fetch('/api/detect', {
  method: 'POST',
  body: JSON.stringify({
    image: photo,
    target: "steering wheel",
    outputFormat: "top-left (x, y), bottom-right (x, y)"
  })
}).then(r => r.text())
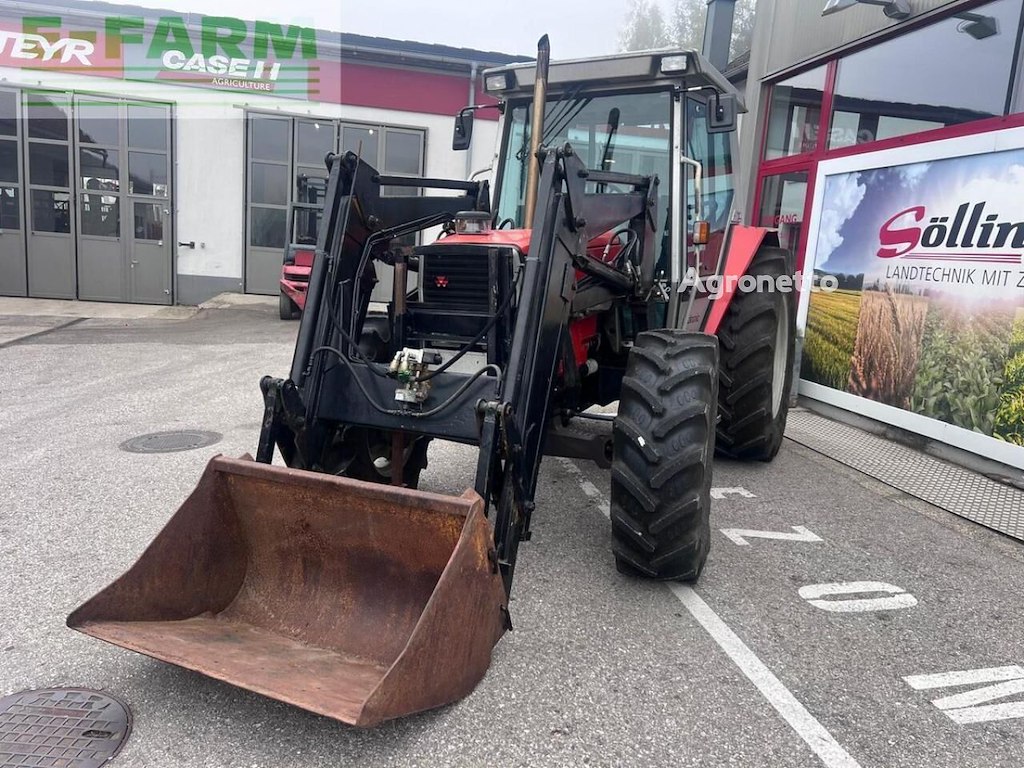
top-left (498, 218), bottom-right (516, 230)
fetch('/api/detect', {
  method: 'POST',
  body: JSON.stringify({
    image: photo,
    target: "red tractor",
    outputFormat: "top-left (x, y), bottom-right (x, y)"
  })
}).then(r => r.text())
top-left (71, 40), bottom-right (795, 727)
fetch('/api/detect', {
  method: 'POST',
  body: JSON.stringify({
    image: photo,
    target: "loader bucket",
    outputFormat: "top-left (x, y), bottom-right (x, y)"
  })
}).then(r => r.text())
top-left (67, 455), bottom-right (508, 727)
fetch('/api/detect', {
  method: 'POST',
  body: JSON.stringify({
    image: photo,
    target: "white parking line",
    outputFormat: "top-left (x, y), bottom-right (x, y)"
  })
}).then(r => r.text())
top-left (557, 458), bottom-right (863, 768)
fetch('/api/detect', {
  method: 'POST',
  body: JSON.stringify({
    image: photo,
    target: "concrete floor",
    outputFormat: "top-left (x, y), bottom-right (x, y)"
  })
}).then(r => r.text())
top-left (1, 302), bottom-right (1022, 768)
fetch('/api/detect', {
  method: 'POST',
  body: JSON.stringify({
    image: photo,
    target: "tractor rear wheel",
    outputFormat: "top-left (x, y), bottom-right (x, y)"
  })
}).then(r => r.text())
top-left (611, 331), bottom-right (718, 581)
top-left (716, 246), bottom-right (795, 462)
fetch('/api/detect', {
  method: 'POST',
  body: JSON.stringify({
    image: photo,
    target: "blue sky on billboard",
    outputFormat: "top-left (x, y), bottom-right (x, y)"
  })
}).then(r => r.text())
top-left (817, 150), bottom-right (1024, 284)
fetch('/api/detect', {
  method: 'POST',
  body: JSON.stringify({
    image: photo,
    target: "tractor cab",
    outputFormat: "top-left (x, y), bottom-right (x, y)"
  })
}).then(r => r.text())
top-left (453, 48), bottom-right (743, 330)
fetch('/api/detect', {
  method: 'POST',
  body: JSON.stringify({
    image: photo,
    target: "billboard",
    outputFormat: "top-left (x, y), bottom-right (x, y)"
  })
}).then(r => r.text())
top-left (798, 127), bottom-right (1024, 468)
top-left (0, 12), bottom-right (340, 103)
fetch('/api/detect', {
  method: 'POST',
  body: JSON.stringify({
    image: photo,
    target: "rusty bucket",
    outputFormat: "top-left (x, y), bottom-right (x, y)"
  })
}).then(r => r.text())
top-left (67, 455), bottom-right (508, 727)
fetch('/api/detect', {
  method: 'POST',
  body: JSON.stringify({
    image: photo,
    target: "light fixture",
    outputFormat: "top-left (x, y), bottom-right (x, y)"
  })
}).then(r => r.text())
top-left (955, 11), bottom-right (998, 39)
top-left (660, 54), bottom-right (689, 73)
top-left (822, 0), bottom-right (911, 20)
top-left (484, 72), bottom-right (514, 92)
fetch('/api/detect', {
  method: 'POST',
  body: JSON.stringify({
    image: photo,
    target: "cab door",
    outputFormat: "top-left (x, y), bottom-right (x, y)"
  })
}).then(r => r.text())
top-left (684, 95), bottom-right (735, 277)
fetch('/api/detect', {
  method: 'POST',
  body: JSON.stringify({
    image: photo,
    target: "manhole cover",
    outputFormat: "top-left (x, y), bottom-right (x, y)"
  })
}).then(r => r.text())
top-left (120, 430), bottom-right (222, 453)
top-left (0, 688), bottom-right (131, 767)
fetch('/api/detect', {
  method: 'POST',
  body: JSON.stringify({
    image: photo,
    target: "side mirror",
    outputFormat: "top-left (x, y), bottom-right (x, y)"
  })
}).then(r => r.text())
top-left (707, 94), bottom-right (738, 134)
top-left (452, 109), bottom-right (475, 151)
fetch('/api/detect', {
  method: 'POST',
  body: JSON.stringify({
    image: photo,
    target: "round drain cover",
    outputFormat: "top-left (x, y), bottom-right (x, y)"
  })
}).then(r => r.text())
top-left (0, 688), bottom-right (131, 767)
top-left (120, 430), bottom-right (222, 453)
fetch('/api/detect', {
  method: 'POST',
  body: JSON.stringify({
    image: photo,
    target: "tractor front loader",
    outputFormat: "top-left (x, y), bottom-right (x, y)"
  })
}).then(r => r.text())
top-left (69, 39), bottom-right (795, 727)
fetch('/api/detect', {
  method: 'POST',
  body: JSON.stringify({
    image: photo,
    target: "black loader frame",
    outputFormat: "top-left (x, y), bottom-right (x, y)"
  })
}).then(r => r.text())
top-left (257, 145), bottom-right (659, 595)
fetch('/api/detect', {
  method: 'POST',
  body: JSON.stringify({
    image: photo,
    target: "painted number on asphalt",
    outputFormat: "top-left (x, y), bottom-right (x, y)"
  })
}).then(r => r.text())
top-left (904, 666), bottom-right (1024, 724)
top-left (711, 487), bottom-right (756, 500)
top-left (798, 581), bottom-right (918, 612)
top-left (720, 525), bottom-right (823, 546)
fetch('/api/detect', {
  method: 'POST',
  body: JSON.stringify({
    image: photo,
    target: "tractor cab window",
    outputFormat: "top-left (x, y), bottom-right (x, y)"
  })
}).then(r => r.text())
top-left (685, 96), bottom-right (735, 236)
top-left (496, 90), bottom-right (672, 231)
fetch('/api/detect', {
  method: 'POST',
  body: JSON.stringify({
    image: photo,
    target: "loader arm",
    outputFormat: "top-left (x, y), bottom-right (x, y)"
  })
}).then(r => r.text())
top-left (259, 145), bottom-right (655, 596)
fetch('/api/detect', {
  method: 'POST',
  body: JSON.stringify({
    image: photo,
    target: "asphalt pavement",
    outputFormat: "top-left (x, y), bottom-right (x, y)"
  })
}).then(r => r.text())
top-left (1, 301), bottom-right (1022, 768)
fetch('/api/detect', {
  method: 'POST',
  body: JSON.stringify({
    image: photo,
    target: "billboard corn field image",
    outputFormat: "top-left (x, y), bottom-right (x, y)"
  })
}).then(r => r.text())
top-left (800, 149), bottom-right (1024, 455)
top-left (994, 310), bottom-right (1024, 445)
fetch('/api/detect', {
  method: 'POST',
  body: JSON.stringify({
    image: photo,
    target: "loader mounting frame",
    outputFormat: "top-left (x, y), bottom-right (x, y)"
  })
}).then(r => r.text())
top-left (258, 147), bottom-right (658, 596)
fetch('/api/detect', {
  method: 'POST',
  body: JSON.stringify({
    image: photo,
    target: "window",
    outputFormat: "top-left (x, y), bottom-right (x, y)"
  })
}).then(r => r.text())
top-left (764, 65), bottom-right (826, 159)
top-left (341, 125), bottom-right (378, 161)
top-left (384, 130), bottom-right (422, 175)
top-left (134, 203), bottom-right (163, 240)
top-left (251, 162), bottom-right (289, 205)
top-left (25, 93), bottom-right (69, 141)
top-left (250, 207), bottom-right (287, 248)
top-left (0, 140), bottom-right (17, 184)
top-left (296, 121), bottom-right (334, 165)
top-left (250, 118), bottom-right (289, 161)
top-left (758, 172), bottom-right (809, 252)
top-left (0, 187), bottom-right (19, 229)
top-left (31, 190), bottom-right (70, 233)
top-left (335, 122), bottom-right (425, 248)
top-left (828, 0), bottom-right (1022, 150)
top-left (80, 148), bottom-right (120, 192)
top-left (246, 115), bottom-right (292, 259)
top-left (128, 152), bottom-right (168, 196)
top-left (76, 101), bottom-right (119, 146)
top-left (80, 193), bottom-right (119, 237)
top-left (687, 98), bottom-right (735, 232)
top-left (128, 105), bottom-right (168, 150)
top-left (0, 91), bottom-right (16, 137)
top-left (295, 173), bottom-right (327, 205)
top-left (497, 91), bottom-right (671, 227)
top-left (29, 143), bottom-right (69, 187)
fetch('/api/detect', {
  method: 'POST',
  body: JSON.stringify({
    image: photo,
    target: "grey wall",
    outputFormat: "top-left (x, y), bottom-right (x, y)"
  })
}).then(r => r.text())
top-left (176, 274), bottom-right (245, 306)
top-left (736, 0), bottom-right (970, 222)
top-left (759, 0), bottom-right (960, 76)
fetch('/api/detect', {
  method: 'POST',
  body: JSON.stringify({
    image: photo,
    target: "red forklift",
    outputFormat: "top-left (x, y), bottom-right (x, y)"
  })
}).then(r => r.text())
top-left (278, 175), bottom-right (325, 319)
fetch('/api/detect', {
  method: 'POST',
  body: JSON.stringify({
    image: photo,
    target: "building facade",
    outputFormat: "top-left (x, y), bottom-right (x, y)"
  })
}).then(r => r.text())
top-left (739, 0), bottom-right (1024, 469)
top-left (0, 1), bottom-right (521, 306)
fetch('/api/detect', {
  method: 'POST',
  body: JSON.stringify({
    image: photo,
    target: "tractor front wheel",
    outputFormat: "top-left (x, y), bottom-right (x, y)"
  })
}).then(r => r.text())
top-left (611, 331), bottom-right (718, 581)
top-left (716, 246), bottom-right (796, 461)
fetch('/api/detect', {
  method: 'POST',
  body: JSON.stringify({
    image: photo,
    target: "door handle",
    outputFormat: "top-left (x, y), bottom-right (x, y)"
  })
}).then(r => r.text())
top-left (178, 241), bottom-right (195, 249)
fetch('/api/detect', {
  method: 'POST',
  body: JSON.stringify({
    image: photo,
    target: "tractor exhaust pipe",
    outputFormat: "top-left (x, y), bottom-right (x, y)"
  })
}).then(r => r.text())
top-left (523, 34), bottom-right (550, 229)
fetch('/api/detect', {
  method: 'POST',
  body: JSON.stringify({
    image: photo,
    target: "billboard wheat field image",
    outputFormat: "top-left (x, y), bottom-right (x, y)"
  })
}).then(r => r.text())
top-left (802, 144), bottom-right (1024, 449)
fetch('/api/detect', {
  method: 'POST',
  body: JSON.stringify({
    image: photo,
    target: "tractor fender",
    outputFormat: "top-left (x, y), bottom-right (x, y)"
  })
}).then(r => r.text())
top-left (703, 225), bottom-right (782, 335)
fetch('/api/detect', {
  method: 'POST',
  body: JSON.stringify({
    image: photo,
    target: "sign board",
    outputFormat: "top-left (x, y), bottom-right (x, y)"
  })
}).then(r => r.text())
top-left (0, 12), bottom-right (340, 103)
top-left (798, 126), bottom-right (1024, 469)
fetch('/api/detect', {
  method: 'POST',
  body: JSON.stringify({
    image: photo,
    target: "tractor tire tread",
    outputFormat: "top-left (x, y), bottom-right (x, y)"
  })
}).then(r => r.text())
top-left (611, 330), bottom-right (717, 581)
top-left (715, 246), bottom-right (796, 462)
